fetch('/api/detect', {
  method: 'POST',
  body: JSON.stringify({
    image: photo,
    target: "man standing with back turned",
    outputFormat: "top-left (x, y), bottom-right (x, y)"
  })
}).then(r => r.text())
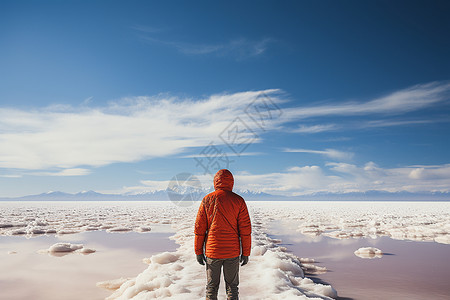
top-left (195, 169), bottom-right (252, 300)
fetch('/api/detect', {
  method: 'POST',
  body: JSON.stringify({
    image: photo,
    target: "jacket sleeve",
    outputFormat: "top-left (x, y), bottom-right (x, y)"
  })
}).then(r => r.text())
top-left (238, 200), bottom-right (252, 256)
top-left (194, 199), bottom-right (208, 255)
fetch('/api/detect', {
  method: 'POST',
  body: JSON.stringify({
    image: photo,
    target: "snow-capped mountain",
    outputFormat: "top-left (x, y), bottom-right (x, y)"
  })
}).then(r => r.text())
top-left (0, 190), bottom-right (448, 201)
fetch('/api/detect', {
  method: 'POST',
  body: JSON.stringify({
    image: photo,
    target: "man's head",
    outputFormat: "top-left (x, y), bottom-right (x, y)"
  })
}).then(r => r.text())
top-left (213, 169), bottom-right (234, 191)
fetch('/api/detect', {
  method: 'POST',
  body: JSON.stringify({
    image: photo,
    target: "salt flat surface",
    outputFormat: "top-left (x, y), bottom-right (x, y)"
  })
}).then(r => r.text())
top-left (257, 201), bottom-right (450, 244)
top-left (0, 201), bottom-right (174, 237)
top-left (1, 201), bottom-right (449, 299)
top-left (270, 221), bottom-right (450, 300)
top-left (0, 219), bottom-right (176, 300)
top-left (98, 201), bottom-right (450, 300)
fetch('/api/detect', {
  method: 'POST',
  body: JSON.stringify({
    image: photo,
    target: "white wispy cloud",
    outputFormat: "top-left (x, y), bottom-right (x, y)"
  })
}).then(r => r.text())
top-left (282, 81), bottom-right (450, 120)
top-left (131, 25), bottom-right (165, 34)
top-left (1, 81), bottom-right (449, 175)
top-left (133, 26), bottom-right (273, 59)
top-left (363, 119), bottom-right (433, 128)
top-left (0, 174), bottom-right (22, 178)
top-left (407, 165), bottom-right (450, 180)
top-left (178, 38), bottom-right (273, 58)
top-left (30, 168), bottom-right (91, 177)
top-left (0, 90), bottom-right (282, 173)
top-left (292, 124), bottom-right (339, 133)
top-left (325, 162), bottom-right (450, 193)
top-left (108, 174), bottom-right (214, 195)
top-left (181, 152), bottom-right (263, 159)
top-left (124, 179), bottom-right (172, 194)
top-left (278, 81), bottom-right (450, 135)
top-left (283, 148), bottom-right (354, 160)
top-left (233, 162), bottom-right (450, 195)
top-left (292, 119), bottom-right (433, 134)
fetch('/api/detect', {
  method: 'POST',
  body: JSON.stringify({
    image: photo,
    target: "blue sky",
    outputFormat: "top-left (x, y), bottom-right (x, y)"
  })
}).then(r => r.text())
top-left (1, 0), bottom-right (450, 197)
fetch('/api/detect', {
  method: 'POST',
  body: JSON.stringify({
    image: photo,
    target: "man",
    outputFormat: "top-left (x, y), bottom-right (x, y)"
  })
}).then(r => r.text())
top-left (194, 169), bottom-right (252, 300)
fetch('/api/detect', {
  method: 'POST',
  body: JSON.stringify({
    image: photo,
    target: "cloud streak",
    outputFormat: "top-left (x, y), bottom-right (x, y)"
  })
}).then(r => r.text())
top-left (292, 124), bottom-right (339, 133)
top-left (0, 90), bottom-right (282, 173)
top-left (134, 26), bottom-right (273, 59)
top-left (283, 148), bottom-right (353, 160)
top-left (363, 119), bottom-right (433, 128)
top-left (0, 81), bottom-right (448, 175)
top-left (291, 119), bottom-right (437, 135)
top-left (30, 168), bottom-right (91, 177)
top-left (282, 81), bottom-right (450, 121)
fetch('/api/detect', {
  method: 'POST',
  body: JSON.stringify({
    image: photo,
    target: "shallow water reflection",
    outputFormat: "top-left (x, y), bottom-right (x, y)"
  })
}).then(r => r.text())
top-left (269, 219), bottom-right (450, 300)
top-left (0, 227), bottom-right (177, 300)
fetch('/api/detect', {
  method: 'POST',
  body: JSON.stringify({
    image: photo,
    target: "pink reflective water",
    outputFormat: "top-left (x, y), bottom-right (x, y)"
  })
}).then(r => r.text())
top-left (0, 228), bottom-right (176, 300)
top-left (269, 220), bottom-right (450, 300)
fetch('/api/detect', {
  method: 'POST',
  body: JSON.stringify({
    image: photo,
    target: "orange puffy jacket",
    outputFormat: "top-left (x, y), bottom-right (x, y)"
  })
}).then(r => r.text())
top-left (194, 169), bottom-right (252, 259)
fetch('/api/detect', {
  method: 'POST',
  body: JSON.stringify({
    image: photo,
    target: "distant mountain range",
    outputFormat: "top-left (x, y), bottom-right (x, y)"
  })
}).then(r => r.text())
top-left (0, 189), bottom-right (449, 201)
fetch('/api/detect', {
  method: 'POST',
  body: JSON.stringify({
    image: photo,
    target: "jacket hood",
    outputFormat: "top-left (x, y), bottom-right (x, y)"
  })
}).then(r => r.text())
top-left (213, 169), bottom-right (234, 191)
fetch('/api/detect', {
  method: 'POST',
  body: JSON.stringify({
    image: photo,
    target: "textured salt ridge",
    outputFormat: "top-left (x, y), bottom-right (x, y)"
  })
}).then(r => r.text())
top-left (281, 202), bottom-right (450, 244)
top-left (0, 202), bottom-right (165, 238)
top-left (101, 205), bottom-right (337, 300)
top-left (97, 278), bottom-right (132, 291)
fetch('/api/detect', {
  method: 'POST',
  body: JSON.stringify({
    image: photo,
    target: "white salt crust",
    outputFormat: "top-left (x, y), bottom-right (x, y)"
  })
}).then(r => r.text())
top-left (1, 201), bottom-right (449, 299)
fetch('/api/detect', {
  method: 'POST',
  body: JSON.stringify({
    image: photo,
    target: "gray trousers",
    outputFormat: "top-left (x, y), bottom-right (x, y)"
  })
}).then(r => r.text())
top-left (205, 256), bottom-right (239, 300)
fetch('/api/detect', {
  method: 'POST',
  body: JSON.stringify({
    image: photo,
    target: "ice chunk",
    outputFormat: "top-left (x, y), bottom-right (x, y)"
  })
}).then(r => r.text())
top-left (79, 248), bottom-right (96, 254)
top-left (134, 226), bottom-right (152, 233)
top-left (150, 252), bottom-right (179, 264)
top-left (57, 229), bottom-right (80, 235)
top-left (300, 227), bottom-right (323, 236)
top-left (107, 227), bottom-right (132, 233)
top-left (301, 263), bottom-right (327, 275)
top-left (11, 229), bottom-right (26, 235)
top-left (41, 242), bottom-right (95, 256)
top-left (299, 258), bottom-right (315, 263)
top-left (354, 247), bottom-right (383, 259)
top-left (251, 245), bottom-right (267, 256)
top-left (97, 278), bottom-right (132, 291)
top-left (48, 243), bottom-right (84, 253)
top-left (434, 235), bottom-right (450, 244)
top-left (142, 257), bottom-right (152, 265)
top-left (30, 228), bottom-right (46, 235)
